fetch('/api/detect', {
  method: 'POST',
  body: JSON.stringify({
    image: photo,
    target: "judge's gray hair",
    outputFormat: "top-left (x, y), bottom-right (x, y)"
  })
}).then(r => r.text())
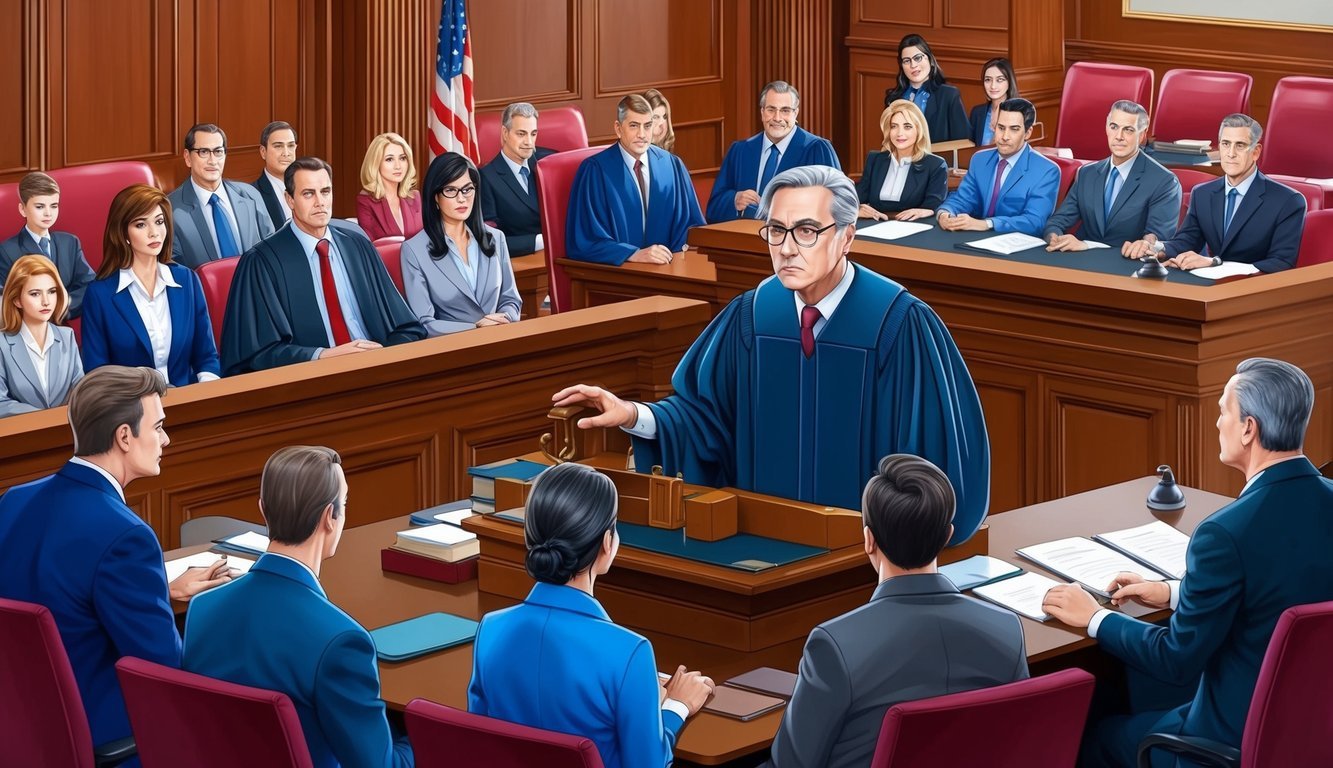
top-left (757, 165), bottom-right (859, 230)
top-left (1231, 358), bottom-right (1313, 452)
top-left (501, 102), bottom-right (538, 129)
top-left (1220, 113), bottom-right (1263, 145)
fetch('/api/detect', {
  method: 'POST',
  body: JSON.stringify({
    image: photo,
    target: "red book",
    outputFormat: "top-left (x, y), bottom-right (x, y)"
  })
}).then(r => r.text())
top-left (380, 547), bottom-right (478, 584)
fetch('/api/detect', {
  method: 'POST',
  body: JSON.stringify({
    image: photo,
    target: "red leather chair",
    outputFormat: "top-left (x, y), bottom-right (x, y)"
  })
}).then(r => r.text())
top-left (477, 105), bottom-right (591, 166)
top-left (1261, 76), bottom-right (1333, 208)
top-left (1153, 69), bottom-right (1253, 144)
top-left (1280, 179), bottom-right (1324, 213)
top-left (536, 145), bottom-right (605, 313)
top-left (871, 668), bottom-right (1095, 768)
top-left (196, 257), bottom-right (240, 346)
top-left (1170, 167), bottom-right (1218, 224)
top-left (1137, 601), bottom-right (1333, 768)
top-left (405, 698), bottom-right (604, 768)
top-left (1051, 63), bottom-right (1154, 162)
top-left (1051, 156), bottom-right (1092, 205)
top-left (0, 597), bottom-right (137, 767)
top-left (116, 656), bottom-right (314, 768)
top-left (1296, 210), bottom-right (1333, 268)
top-left (373, 236), bottom-right (406, 294)
top-left (0, 161), bottom-right (157, 272)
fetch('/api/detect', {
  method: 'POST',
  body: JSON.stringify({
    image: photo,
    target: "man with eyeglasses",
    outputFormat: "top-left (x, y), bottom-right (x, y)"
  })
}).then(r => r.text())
top-left (705, 81), bottom-right (841, 223)
top-left (167, 123), bottom-right (274, 269)
top-left (220, 157), bottom-right (425, 375)
top-left (555, 165), bottom-right (990, 548)
top-left (566, 93), bottom-right (704, 265)
top-left (253, 121), bottom-right (299, 227)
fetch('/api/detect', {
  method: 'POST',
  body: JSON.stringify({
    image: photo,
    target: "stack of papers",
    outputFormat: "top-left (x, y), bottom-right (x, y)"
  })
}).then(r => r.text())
top-left (972, 571), bottom-right (1065, 622)
top-left (213, 531), bottom-right (271, 556)
top-left (858, 220), bottom-right (933, 241)
top-left (393, 523), bottom-right (479, 562)
top-left (1016, 537), bottom-right (1163, 598)
top-left (1093, 520), bottom-right (1189, 580)
top-left (164, 552), bottom-right (256, 582)
top-left (959, 232), bottom-right (1046, 255)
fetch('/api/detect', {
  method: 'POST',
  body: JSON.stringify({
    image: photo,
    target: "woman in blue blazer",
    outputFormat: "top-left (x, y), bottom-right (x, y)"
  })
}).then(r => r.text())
top-left (883, 34), bottom-right (970, 142)
top-left (402, 152), bottom-right (522, 336)
top-left (468, 463), bottom-right (714, 768)
top-left (856, 99), bottom-right (949, 221)
top-left (81, 185), bottom-right (220, 385)
top-left (968, 58), bottom-right (1020, 147)
top-left (0, 254), bottom-right (83, 416)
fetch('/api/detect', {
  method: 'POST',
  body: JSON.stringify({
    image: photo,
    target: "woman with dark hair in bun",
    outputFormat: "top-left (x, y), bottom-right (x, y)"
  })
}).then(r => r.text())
top-left (468, 462), bottom-right (714, 768)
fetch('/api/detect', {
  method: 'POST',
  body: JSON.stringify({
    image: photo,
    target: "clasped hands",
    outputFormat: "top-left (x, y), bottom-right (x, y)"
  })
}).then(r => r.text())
top-left (936, 211), bottom-right (990, 232)
top-left (475, 313), bottom-right (513, 328)
top-left (1042, 571), bottom-right (1172, 628)
top-left (857, 204), bottom-right (934, 223)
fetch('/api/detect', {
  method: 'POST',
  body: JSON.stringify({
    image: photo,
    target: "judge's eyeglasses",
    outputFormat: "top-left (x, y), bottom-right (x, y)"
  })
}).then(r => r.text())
top-left (759, 222), bottom-right (837, 248)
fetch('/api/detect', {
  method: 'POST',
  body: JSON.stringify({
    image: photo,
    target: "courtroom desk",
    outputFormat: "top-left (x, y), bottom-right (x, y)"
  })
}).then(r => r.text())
top-left (0, 297), bottom-right (710, 548)
top-left (510, 251), bottom-right (549, 320)
top-left (560, 250), bottom-right (726, 314)
top-left (686, 220), bottom-right (1333, 509)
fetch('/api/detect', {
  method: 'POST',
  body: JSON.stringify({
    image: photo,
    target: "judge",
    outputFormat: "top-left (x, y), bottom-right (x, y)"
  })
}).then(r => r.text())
top-left (565, 94), bottom-right (704, 265)
top-left (554, 166), bottom-right (990, 546)
top-left (221, 157), bottom-right (425, 375)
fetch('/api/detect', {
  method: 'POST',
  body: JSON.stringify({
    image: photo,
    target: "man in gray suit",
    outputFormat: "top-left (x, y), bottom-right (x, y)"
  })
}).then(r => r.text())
top-left (168, 123), bottom-right (274, 269)
top-left (765, 454), bottom-right (1028, 768)
top-left (1044, 100), bottom-right (1181, 258)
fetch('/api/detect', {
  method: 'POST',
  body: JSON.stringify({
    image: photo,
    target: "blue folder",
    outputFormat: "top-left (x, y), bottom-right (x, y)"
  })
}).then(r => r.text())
top-left (409, 498), bottom-right (473, 527)
top-left (370, 612), bottom-right (479, 662)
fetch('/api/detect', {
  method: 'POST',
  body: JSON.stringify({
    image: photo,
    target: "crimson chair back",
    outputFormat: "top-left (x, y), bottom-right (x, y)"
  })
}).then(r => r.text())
top-left (0, 161), bottom-right (157, 272)
top-left (1051, 156), bottom-right (1091, 205)
top-left (1170, 167), bottom-right (1218, 224)
top-left (1261, 76), bottom-right (1333, 180)
top-left (871, 668), bottom-right (1095, 768)
top-left (1154, 69), bottom-right (1253, 144)
top-left (0, 597), bottom-right (99, 767)
top-left (1241, 601), bottom-right (1333, 767)
top-left (405, 698), bottom-right (604, 768)
top-left (1054, 63), bottom-right (1154, 161)
top-left (477, 105), bottom-right (591, 167)
top-left (1296, 210), bottom-right (1333, 268)
top-left (196, 257), bottom-right (240, 347)
top-left (115, 656), bottom-right (314, 768)
top-left (536, 145), bottom-right (604, 313)
top-left (1280, 179), bottom-right (1324, 213)
top-left (373, 236), bottom-right (406, 294)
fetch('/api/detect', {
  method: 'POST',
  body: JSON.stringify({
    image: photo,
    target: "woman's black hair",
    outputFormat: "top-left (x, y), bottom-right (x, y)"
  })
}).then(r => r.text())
top-left (886, 34), bottom-right (949, 102)
top-left (421, 151), bottom-right (496, 260)
top-left (523, 463), bottom-right (619, 584)
top-left (980, 57), bottom-right (1020, 101)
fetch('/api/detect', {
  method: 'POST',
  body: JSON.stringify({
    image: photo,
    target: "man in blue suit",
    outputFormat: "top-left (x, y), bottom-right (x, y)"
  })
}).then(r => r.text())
top-left (1044, 357), bottom-right (1333, 767)
top-left (479, 102), bottom-right (555, 256)
top-left (705, 81), bottom-right (841, 223)
top-left (565, 93), bottom-right (704, 265)
top-left (937, 98), bottom-right (1060, 238)
top-left (1044, 101), bottom-right (1181, 255)
top-left (1130, 114), bottom-right (1306, 273)
top-left (184, 445), bottom-right (413, 768)
top-left (0, 366), bottom-right (233, 748)
top-left (168, 123), bottom-right (275, 270)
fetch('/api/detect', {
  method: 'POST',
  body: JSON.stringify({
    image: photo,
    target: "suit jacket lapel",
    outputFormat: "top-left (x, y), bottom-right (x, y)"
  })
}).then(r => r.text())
top-left (226, 182), bottom-right (258, 248)
top-left (647, 148), bottom-right (673, 226)
top-left (777, 129), bottom-right (806, 172)
top-left (498, 161), bottom-right (539, 214)
top-left (4, 333), bottom-right (43, 397)
top-left (999, 148), bottom-right (1027, 196)
top-left (1221, 175), bottom-right (1266, 253)
top-left (111, 286), bottom-right (154, 357)
top-left (181, 180), bottom-right (221, 262)
top-left (903, 161), bottom-right (925, 204)
top-left (1106, 156), bottom-right (1145, 226)
top-left (274, 229), bottom-right (329, 345)
top-left (165, 274), bottom-right (190, 366)
top-left (429, 248), bottom-right (482, 310)
top-left (476, 248), bottom-right (501, 311)
top-left (610, 149), bottom-right (645, 242)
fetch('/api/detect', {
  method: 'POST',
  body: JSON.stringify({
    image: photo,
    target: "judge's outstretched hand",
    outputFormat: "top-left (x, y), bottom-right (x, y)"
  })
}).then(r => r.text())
top-left (552, 384), bottom-right (639, 429)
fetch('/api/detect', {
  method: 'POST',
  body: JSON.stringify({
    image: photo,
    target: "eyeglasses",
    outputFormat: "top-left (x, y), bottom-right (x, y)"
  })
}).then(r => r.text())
top-left (759, 222), bottom-right (837, 248)
top-left (900, 53), bottom-right (927, 67)
top-left (190, 147), bottom-right (227, 159)
top-left (761, 106), bottom-right (797, 118)
top-left (436, 184), bottom-right (476, 199)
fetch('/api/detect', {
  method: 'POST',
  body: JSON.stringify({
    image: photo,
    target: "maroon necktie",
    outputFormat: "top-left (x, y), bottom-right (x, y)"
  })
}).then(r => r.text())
top-left (316, 239), bottom-right (351, 346)
top-left (985, 157), bottom-right (1009, 219)
top-left (634, 158), bottom-right (649, 221)
top-left (800, 305), bottom-right (821, 358)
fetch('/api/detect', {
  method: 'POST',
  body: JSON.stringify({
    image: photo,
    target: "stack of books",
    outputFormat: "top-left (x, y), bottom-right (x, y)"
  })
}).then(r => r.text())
top-left (381, 523), bottom-right (480, 584)
top-left (1152, 138), bottom-right (1212, 154)
top-left (467, 459), bottom-right (546, 514)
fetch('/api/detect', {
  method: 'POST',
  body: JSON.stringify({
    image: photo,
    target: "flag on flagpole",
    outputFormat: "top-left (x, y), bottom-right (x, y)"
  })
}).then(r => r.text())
top-left (428, 0), bottom-right (479, 164)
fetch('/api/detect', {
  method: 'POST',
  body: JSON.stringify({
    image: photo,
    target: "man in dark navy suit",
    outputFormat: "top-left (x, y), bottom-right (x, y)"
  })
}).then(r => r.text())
top-left (253, 120), bottom-right (298, 229)
top-left (1044, 357), bottom-right (1333, 767)
top-left (0, 172), bottom-right (95, 317)
top-left (479, 102), bottom-right (554, 256)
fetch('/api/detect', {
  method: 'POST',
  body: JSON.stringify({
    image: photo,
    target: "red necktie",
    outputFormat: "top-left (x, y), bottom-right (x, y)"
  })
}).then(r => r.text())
top-left (800, 305), bottom-right (821, 358)
top-left (316, 238), bottom-right (351, 346)
top-left (634, 158), bottom-right (649, 221)
top-left (986, 157), bottom-right (1010, 218)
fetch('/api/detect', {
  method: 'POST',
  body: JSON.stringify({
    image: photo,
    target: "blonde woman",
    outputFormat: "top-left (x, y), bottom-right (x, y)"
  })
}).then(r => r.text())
top-left (357, 132), bottom-right (423, 240)
top-left (855, 99), bottom-right (948, 221)
top-left (643, 89), bottom-right (676, 153)
top-left (0, 254), bottom-right (83, 415)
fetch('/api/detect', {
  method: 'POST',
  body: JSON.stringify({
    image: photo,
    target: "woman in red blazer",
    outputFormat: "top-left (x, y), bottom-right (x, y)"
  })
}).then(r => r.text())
top-left (356, 132), bottom-right (424, 240)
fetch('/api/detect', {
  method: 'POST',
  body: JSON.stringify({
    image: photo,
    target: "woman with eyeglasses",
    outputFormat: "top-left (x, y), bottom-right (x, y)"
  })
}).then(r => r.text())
top-left (399, 152), bottom-right (521, 336)
top-left (356, 132), bottom-right (424, 241)
top-left (856, 99), bottom-right (948, 221)
top-left (882, 34), bottom-right (970, 143)
top-left (969, 58), bottom-right (1020, 147)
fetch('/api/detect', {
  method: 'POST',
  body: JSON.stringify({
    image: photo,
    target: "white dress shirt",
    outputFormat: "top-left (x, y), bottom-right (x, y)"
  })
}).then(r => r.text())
top-left (191, 180), bottom-right (243, 258)
top-left (264, 171), bottom-right (292, 220)
top-left (69, 456), bottom-right (126, 502)
top-left (878, 156), bottom-right (913, 203)
top-left (755, 129), bottom-right (798, 192)
top-left (118, 264), bottom-right (177, 382)
top-left (18, 322), bottom-right (54, 397)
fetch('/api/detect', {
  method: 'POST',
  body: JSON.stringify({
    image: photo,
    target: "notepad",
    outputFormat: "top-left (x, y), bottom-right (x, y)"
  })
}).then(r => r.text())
top-left (702, 685), bottom-right (787, 721)
top-left (1094, 521), bottom-right (1189, 580)
top-left (858, 220), bottom-right (933, 241)
top-left (370, 612), bottom-right (479, 662)
top-left (1190, 261), bottom-right (1259, 279)
top-left (958, 232), bottom-right (1046, 255)
top-left (213, 530), bottom-right (270, 556)
top-left (939, 555), bottom-right (1023, 591)
top-left (164, 552), bottom-right (255, 582)
top-left (1016, 537), bottom-right (1163, 598)
top-left (972, 571), bottom-right (1065, 622)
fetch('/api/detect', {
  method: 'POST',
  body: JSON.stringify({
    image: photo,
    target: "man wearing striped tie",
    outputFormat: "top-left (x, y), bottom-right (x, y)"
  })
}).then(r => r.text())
top-left (0, 172), bottom-right (95, 318)
top-left (167, 123), bottom-right (274, 270)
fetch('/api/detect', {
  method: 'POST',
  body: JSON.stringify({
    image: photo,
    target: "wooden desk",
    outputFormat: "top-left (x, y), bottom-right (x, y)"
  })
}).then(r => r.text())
top-left (167, 475), bottom-right (1232, 766)
top-left (561, 251), bottom-right (725, 314)
top-left (510, 251), bottom-right (549, 319)
top-left (0, 298), bottom-right (709, 547)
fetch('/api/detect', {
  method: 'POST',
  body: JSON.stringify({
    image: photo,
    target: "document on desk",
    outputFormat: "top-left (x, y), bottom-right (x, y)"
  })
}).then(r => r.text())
top-left (1093, 520), bottom-right (1189, 580)
top-left (1190, 261), bottom-right (1260, 279)
top-left (858, 220), bottom-right (933, 240)
top-left (213, 530), bottom-right (270, 556)
top-left (164, 552), bottom-right (255, 582)
top-left (971, 571), bottom-right (1064, 622)
top-left (958, 232), bottom-right (1046, 255)
top-left (1016, 537), bottom-right (1164, 598)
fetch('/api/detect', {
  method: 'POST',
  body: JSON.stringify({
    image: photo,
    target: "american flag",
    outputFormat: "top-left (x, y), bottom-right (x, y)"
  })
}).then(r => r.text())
top-left (428, 0), bottom-right (479, 163)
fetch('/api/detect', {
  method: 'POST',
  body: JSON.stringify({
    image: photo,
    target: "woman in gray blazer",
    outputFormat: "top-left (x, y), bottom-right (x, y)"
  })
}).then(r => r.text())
top-left (1, 254), bottom-right (83, 416)
top-left (401, 152), bottom-right (522, 336)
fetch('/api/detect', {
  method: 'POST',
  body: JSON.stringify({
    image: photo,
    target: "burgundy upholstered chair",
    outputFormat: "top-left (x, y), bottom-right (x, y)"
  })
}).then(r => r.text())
top-left (1052, 63), bottom-right (1155, 162)
top-left (1153, 69), bottom-right (1253, 144)
top-left (535, 145), bottom-right (605, 313)
top-left (196, 256), bottom-right (241, 347)
top-left (405, 698), bottom-right (604, 768)
top-left (373, 235), bottom-right (406, 294)
top-left (1261, 76), bottom-right (1333, 208)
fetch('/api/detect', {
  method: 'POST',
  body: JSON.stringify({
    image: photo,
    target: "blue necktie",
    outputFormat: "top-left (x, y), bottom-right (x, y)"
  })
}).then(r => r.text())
top-left (1103, 168), bottom-right (1122, 221)
top-left (519, 165), bottom-right (532, 196)
top-left (209, 193), bottom-right (241, 259)
top-left (758, 144), bottom-right (781, 208)
top-left (38, 236), bottom-right (51, 258)
top-left (1223, 188), bottom-right (1239, 234)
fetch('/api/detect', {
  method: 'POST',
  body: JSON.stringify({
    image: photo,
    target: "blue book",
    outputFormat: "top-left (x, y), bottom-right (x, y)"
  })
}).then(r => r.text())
top-left (370, 612), bottom-right (479, 662)
top-left (467, 459), bottom-right (548, 499)
top-left (939, 555), bottom-right (1023, 591)
top-left (409, 499), bottom-right (474, 527)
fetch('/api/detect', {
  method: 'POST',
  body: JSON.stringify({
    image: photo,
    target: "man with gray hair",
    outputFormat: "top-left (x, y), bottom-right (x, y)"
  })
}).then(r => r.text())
top-left (555, 165), bottom-right (991, 545)
top-left (1128, 113), bottom-right (1306, 272)
top-left (706, 81), bottom-right (842, 223)
top-left (479, 102), bottom-right (555, 255)
top-left (1044, 357), bottom-right (1333, 767)
top-left (1044, 100), bottom-right (1181, 256)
